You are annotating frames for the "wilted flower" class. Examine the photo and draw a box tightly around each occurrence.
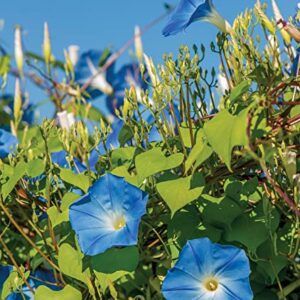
[69,173,148,255]
[162,238,253,300]
[56,111,76,131]
[74,50,114,98]
[0,129,18,158]
[162,0,232,37]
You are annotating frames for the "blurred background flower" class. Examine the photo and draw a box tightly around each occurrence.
[0,128,18,158]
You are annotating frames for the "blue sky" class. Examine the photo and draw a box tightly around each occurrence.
[0,0,297,118]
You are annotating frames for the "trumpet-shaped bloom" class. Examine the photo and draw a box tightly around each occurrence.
[0,129,18,158]
[162,238,253,300]
[69,173,148,256]
[162,0,232,37]
[74,50,115,99]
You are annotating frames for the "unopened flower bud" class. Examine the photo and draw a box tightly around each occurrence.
[64,49,73,74]
[217,74,229,95]
[284,24,300,42]
[68,45,80,66]
[144,54,160,87]
[14,78,22,123]
[14,26,23,76]
[134,26,143,63]
[57,111,75,131]
[282,150,297,183]
[100,118,107,134]
[122,97,131,117]
[255,1,276,35]
[43,22,52,65]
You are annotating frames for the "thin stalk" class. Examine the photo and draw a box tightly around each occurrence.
[80,9,173,93]
[0,199,60,271]
[185,82,195,147]
[0,235,35,295]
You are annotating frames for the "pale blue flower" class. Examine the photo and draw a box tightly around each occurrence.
[162,238,253,300]
[69,173,148,256]
[162,0,232,37]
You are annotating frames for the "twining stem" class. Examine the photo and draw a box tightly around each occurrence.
[0,199,60,272]
[142,220,171,258]
[278,278,300,299]
[185,82,195,147]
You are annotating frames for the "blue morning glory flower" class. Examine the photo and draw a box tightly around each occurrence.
[106,63,148,115]
[74,49,115,99]
[69,173,148,256]
[0,129,18,159]
[162,0,232,37]
[162,238,253,300]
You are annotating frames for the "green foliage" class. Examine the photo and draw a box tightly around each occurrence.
[157,174,205,216]
[135,148,184,183]
[0,2,300,300]
[35,285,82,300]
[204,108,249,171]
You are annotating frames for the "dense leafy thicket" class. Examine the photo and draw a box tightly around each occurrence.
[0,1,300,299]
